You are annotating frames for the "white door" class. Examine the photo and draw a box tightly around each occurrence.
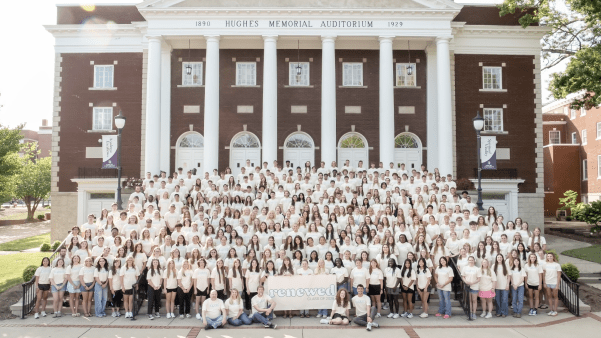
[283,133,315,168]
[176,132,205,176]
[483,194,509,219]
[393,133,423,172]
[230,132,261,178]
[338,133,368,169]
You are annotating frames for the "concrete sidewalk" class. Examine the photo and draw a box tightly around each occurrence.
[546,234,601,273]
[0,220,51,244]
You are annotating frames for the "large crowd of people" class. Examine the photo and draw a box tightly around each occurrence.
[32,160,563,331]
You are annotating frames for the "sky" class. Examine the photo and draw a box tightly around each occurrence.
[0,0,560,130]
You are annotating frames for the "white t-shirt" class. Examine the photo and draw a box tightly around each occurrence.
[461,265,482,291]
[384,267,401,289]
[147,269,162,287]
[202,298,225,319]
[211,268,226,291]
[79,266,96,284]
[225,299,243,319]
[510,268,527,287]
[478,270,497,291]
[331,299,351,316]
[94,268,109,283]
[163,270,178,289]
[435,267,454,292]
[245,270,261,292]
[178,269,194,290]
[401,268,416,288]
[227,269,244,291]
[543,262,562,285]
[368,268,383,285]
[120,266,140,290]
[416,268,432,290]
[494,264,509,290]
[350,267,369,287]
[331,266,349,284]
[297,268,314,276]
[251,294,273,314]
[524,264,543,286]
[35,266,52,285]
[108,269,122,290]
[351,295,371,316]
[66,265,82,285]
[193,268,210,291]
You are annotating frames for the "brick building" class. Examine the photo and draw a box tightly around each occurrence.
[45,0,548,240]
[542,91,601,215]
[19,119,52,159]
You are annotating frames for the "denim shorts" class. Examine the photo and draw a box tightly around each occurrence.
[80,282,94,292]
[547,284,557,289]
[51,283,67,293]
[68,282,81,293]
[469,289,479,294]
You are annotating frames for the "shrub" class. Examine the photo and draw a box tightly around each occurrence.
[558,190,578,211]
[22,265,37,282]
[566,216,573,221]
[40,243,51,252]
[561,263,580,282]
[455,178,473,191]
[37,214,45,220]
[51,241,61,251]
[573,200,601,226]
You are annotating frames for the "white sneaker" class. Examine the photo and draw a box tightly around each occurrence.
[382,303,389,310]
[393,313,400,319]
[400,312,408,318]
[41,311,47,317]
[372,322,379,328]
[420,313,428,318]
[320,318,329,324]
[485,312,492,319]
[316,314,322,318]
[196,313,201,320]
[155,312,160,318]
[180,314,184,319]
[481,312,487,318]
[166,313,171,319]
[547,311,553,316]
[34,313,39,319]
[387,313,394,318]
[148,314,154,320]
[407,313,414,319]
[366,323,372,331]
[186,314,192,318]
[375,313,381,318]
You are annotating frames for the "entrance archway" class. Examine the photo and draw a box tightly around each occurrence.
[393,132,422,171]
[175,132,204,175]
[229,132,261,178]
[337,132,368,170]
[283,132,315,169]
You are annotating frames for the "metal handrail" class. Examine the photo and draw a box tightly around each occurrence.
[559,271,580,316]
[21,237,68,319]
[449,259,472,320]
[130,272,145,320]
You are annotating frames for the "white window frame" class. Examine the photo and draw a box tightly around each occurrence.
[581,107,586,116]
[395,63,417,86]
[570,109,576,119]
[92,107,113,131]
[235,62,257,86]
[572,132,577,144]
[583,159,588,181]
[288,62,310,86]
[563,107,569,116]
[93,65,114,89]
[597,122,601,140]
[582,129,587,145]
[182,62,203,86]
[342,62,364,87]
[482,66,502,90]
[483,108,504,132]
[549,130,560,144]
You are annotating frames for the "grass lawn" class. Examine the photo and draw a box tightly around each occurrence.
[562,245,601,264]
[0,209,50,221]
[0,233,51,251]
[0,252,48,293]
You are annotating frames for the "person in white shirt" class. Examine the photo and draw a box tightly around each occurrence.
[478,259,497,318]
[225,288,252,326]
[543,253,562,316]
[49,258,67,317]
[322,288,351,325]
[250,285,277,329]
[296,259,314,317]
[493,253,511,317]
[434,257,454,319]
[510,258,527,317]
[461,256,481,320]
[415,257,432,318]
[202,290,227,330]
[367,259,384,318]
[524,253,543,316]
[352,284,379,331]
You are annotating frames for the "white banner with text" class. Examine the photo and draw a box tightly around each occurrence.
[265,275,337,310]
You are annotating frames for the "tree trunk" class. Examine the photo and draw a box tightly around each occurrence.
[25,196,34,221]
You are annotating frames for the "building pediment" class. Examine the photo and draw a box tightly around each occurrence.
[138,0,462,10]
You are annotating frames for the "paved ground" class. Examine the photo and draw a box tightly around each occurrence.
[1,312,600,338]
[0,220,51,245]
[547,234,601,273]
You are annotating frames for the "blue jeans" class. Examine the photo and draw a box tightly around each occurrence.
[512,286,525,314]
[227,312,252,326]
[495,289,509,316]
[206,315,224,328]
[94,283,108,316]
[437,290,451,316]
[252,304,273,325]
[318,309,328,316]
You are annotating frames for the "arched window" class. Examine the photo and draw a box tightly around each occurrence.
[339,134,366,148]
[231,133,260,148]
[179,133,204,148]
[395,134,420,148]
[285,133,313,148]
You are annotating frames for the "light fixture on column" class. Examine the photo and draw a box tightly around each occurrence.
[295,40,302,83]
[185,39,192,76]
[407,40,413,76]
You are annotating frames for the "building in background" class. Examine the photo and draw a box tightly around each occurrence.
[45,0,548,240]
[19,119,52,158]
[542,91,601,215]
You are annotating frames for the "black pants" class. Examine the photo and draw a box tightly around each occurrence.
[216,289,227,301]
[178,287,193,315]
[147,286,162,314]
[110,290,123,308]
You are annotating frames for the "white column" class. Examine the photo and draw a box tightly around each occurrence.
[426,44,438,170]
[379,36,395,166]
[203,35,220,174]
[436,36,453,177]
[321,36,337,168]
[262,35,278,165]
[159,42,172,174]
[145,36,162,176]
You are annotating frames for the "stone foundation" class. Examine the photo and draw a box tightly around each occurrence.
[518,193,545,233]
[50,192,78,242]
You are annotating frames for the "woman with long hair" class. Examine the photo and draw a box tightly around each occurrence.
[416,257,432,318]
[177,259,194,318]
[49,258,67,318]
[461,256,481,320]
[146,258,163,319]
[163,260,178,319]
[384,258,401,318]
[400,258,416,318]
[225,288,252,326]
[434,257,454,319]
[478,259,496,318]
[120,256,139,318]
[79,257,96,317]
[323,288,351,325]
[510,258,527,317]
[543,253,561,316]
[367,259,384,318]
[211,258,227,300]
[193,258,210,319]
[108,259,123,317]
[493,253,510,317]
[93,257,110,317]
[66,255,83,316]
[525,253,543,316]
[279,256,295,318]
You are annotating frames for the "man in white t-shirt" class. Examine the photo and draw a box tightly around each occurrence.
[202,290,226,330]
[251,285,277,329]
[352,284,379,331]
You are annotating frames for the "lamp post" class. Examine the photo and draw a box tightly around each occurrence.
[473,111,484,211]
[114,111,126,210]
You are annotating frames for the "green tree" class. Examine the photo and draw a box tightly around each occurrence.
[0,124,23,203]
[558,190,578,210]
[13,143,51,220]
[499,0,601,108]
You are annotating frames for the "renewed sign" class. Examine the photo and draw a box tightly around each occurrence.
[102,135,118,169]
[265,275,336,310]
[481,136,497,170]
